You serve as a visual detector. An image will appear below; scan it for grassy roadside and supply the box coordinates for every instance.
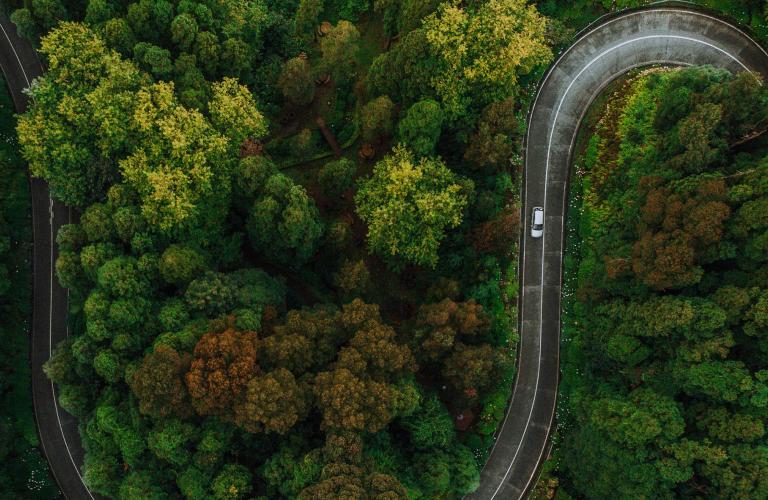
[529,3,768,496]
[0,75,59,499]
[528,69,651,499]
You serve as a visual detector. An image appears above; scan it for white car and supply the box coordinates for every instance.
[531,207,544,238]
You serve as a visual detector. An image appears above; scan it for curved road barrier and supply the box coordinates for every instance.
[0,6,766,500]
[469,7,768,500]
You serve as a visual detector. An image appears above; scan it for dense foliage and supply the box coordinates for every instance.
[552,66,768,499]
[10,0,301,112]
[12,0,551,497]
[11,0,768,498]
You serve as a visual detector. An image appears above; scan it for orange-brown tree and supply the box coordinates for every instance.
[442,343,511,404]
[313,301,418,433]
[261,304,342,373]
[464,97,519,171]
[472,207,520,256]
[314,368,399,433]
[415,299,490,361]
[185,326,260,416]
[631,177,730,290]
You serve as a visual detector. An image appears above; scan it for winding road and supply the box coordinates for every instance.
[0,13,94,500]
[468,6,768,500]
[0,5,766,500]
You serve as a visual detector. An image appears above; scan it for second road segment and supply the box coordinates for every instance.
[470,6,768,500]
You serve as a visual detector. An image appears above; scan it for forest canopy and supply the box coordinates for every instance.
[550,66,768,499]
[11,0,544,497]
[11,0,768,498]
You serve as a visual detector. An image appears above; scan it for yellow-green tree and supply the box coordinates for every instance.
[17,22,146,206]
[355,146,472,268]
[423,0,551,119]
[209,77,269,149]
[120,82,230,232]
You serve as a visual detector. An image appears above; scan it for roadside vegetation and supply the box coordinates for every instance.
[542,65,768,499]
[0,75,59,498]
[8,1,554,498]
[533,0,768,499]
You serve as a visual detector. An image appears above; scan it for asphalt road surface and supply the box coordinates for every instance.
[468,6,768,500]
[0,6,767,500]
[0,13,96,500]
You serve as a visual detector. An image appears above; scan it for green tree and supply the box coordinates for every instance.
[97,256,150,297]
[338,0,371,21]
[171,14,199,51]
[233,156,277,199]
[366,28,435,106]
[195,31,220,77]
[361,96,395,144]
[319,20,360,83]
[159,244,206,286]
[295,0,324,40]
[401,393,455,449]
[30,0,67,30]
[185,272,237,316]
[147,418,198,467]
[84,0,113,26]
[700,444,768,499]
[212,464,252,500]
[397,99,444,156]
[136,43,173,79]
[126,0,154,40]
[278,56,316,106]
[10,9,37,40]
[178,466,212,499]
[398,0,442,33]
[318,158,356,198]
[93,350,121,383]
[83,450,121,496]
[118,470,167,499]
[247,173,324,267]
[102,18,136,55]
[220,38,252,79]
